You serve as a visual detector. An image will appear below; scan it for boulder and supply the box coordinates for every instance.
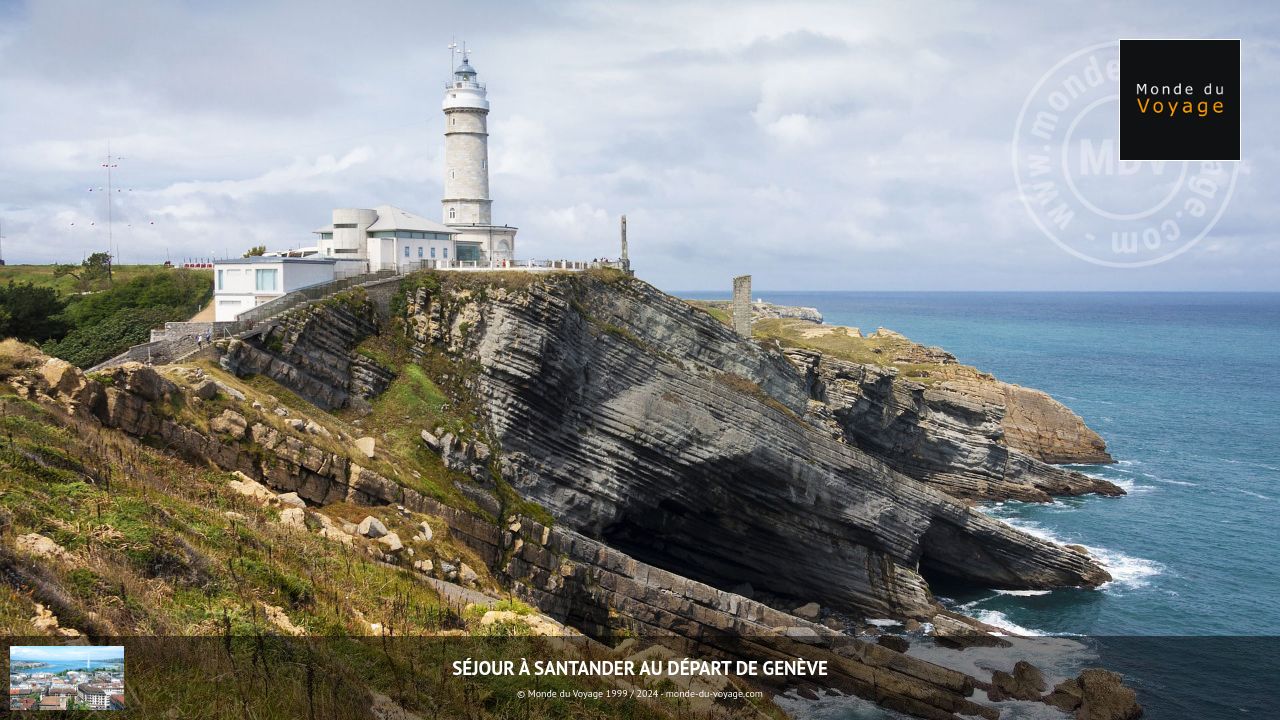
[377,532,404,553]
[209,409,248,438]
[987,660,1045,701]
[357,516,388,539]
[1076,668,1142,720]
[793,602,822,620]
[213,381,245,401]
[413,559,433,573]
[278,507,305,528]
[16,533,70,561]
[227,471,276,504]
[1044,677,1085,712]
[458,562,478,585]
[421,430,440,450]
[276,492,306,509]
[191,379,218,400]
[416,521,434,542]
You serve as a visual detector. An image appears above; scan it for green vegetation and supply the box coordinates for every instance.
[752,318,959,385]
[0,262,163,297]
[0,281,67,342]
[0,339,758,719]
[685,300,732,326]
[41,270,211,367]
[0,264,211,368]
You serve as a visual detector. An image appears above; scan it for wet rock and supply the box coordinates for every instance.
[1043,668,1142,720]
[877,635,910,653]
[987,660,1045,702]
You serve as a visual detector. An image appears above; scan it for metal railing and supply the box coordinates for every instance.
[232,269,396,325]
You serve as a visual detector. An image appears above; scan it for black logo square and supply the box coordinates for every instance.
[1120,39,1240,161]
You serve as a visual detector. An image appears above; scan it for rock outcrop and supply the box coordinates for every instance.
[402,273,1111,619]
[787,350,1122,502]
[218,291,390,410]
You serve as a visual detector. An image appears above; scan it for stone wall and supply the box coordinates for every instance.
[732,274,752,336]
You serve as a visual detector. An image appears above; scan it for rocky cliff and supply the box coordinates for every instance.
[755,322,1114,468]
[399,272,1111,621]
[787,348,1121,502]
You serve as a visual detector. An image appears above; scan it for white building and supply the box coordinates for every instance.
[76,684,112,710]
[312,205,460,271]
[212,257,342,322]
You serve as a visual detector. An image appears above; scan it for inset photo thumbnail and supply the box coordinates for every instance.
[9,645,125,711]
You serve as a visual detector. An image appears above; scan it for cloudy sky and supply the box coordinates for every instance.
[1,0,1277,291]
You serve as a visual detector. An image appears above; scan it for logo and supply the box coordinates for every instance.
[1119,39,1240,161]
[1012,41,1239,268]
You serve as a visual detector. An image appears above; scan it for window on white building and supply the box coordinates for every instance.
[482,160,486,169]
[404,246,410,258]
[449,207,456,219]
[430,247,436,258]
[255,268,277,292]
[417,246,424,258]
[450,170,455,179]
[216,269,223,290]
[443,247,448,259]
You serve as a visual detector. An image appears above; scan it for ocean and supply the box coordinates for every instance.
[683,291,1280,718]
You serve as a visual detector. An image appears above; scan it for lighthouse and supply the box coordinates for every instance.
[442,47,517,263]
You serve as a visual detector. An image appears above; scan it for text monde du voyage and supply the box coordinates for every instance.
[1134,82,1228,118]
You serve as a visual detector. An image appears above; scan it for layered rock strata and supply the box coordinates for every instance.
[401,273,1111,618]
[786,349,1122,502]
[218,293,388,411]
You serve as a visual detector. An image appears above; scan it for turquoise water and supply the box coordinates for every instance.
[683,291,1280,637]
[684,291,1280,717]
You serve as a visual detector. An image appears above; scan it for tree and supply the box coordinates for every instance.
[53,252,114,291]
[243,245,267,257]
[0,281,67,342]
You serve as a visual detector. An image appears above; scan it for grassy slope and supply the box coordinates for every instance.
[0,264,172,297]
[0,342,721,719]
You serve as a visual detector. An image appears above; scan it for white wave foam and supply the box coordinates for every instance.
[1100,476,1156,494]
[1152,477,1197,487]
[971,610,1045,636]
[993,589,1052,597]
[1237,489,1273,500]
[1079,544,1163,589]
[865,618,901,628]
[983,515,1163,591]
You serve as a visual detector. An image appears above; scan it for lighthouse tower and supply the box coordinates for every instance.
[442,48,516,263]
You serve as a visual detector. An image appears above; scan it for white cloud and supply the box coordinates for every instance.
[0,0,1275,289]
